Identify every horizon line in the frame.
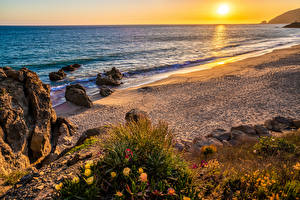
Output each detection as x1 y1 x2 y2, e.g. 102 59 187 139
0 23 273 26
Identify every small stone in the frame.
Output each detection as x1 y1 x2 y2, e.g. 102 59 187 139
100 87 114 97
125 109 149 123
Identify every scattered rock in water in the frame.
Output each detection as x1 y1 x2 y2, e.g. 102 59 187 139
125 109 149 123
105 67 123 80
65 84 93 108
62 64 81 72
49 69 66 81
100 86 114 97
231 125 257 135
96 74 121 86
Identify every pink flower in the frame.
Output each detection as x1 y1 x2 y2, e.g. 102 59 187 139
191 163 198 169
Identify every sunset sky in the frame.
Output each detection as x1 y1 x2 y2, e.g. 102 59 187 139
0 0 299 25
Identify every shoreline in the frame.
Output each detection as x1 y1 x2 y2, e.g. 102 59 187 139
55 44 300 141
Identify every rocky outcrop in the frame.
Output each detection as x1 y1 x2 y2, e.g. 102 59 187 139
284 22 300 28
96 74 121 86
65 84 93 108
0 67 77 174
100 87 114 97
105 67 123 80
125 109 149 123
96 67 123 86
49 69 66 81
62 64 81 72
191 116 298 154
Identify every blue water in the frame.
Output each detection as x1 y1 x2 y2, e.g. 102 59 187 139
0 25 300 106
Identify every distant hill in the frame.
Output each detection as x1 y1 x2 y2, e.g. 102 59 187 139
269 8 300 24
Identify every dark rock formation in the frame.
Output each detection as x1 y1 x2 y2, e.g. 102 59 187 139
96 74 121 86
265 116 294 132
65 84 93 108
49 69 66 81
0 67 59 174
231 125 257 135
284 22 300 28
105 67 123 80
125 109 149 123
100 87 114 97
62 64 81 72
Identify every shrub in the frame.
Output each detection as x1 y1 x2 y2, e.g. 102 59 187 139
254 136 296 156
58 119 199 199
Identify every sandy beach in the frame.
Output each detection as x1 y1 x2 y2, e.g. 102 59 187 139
56 45 300 142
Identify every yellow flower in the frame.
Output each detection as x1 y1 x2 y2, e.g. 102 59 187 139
111 171 117 178
86 176 94 185
115 191 123 197
55 182 63 191
139 172 148 182
138 168 144 174
167 188 176 195
72 176 80 184
85 160 94 169
84 169 92 177
293 162 300 171
183 196 191 200
123 167 131 176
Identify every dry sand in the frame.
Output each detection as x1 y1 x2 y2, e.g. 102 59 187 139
56 45 300 142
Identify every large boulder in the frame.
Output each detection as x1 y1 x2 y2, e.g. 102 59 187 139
125 109 149 123
0 67 58 174
231 125 257 135
96 74 121 86
65 84 93 108
264 116 294 132
100 86 114 97
49 69 66 81
105 67 123 80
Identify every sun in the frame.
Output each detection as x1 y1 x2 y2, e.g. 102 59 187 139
217 4 230 15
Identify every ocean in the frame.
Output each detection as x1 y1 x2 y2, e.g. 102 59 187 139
0 25 299 106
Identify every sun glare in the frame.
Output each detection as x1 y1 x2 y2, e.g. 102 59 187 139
217 4 230 15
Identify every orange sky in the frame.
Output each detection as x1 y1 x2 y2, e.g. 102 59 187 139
0 0 299 25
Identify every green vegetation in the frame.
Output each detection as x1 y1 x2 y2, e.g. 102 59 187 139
56 121 300 200
192 131 300 199
57 119 198 200
67 137 99 155
0 170 28 185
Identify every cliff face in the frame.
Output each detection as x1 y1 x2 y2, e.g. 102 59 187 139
269 8 300 24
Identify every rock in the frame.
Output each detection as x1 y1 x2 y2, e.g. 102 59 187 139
230 130 258 145
125 109 149 123
231 125 257 135
4 68 24 82
192 136 223 153
66 154 80 167
96 74 121 86
284 22 300 28
62 64 81 72
264 116 294 132
49 69 66 81
100 87 114 97
0 68 58 174
105 67 123 80
75 126 108 146
293 120 300 129
207 129 231 141
65 84 93 108
254 125 270 136
0 68 7 81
